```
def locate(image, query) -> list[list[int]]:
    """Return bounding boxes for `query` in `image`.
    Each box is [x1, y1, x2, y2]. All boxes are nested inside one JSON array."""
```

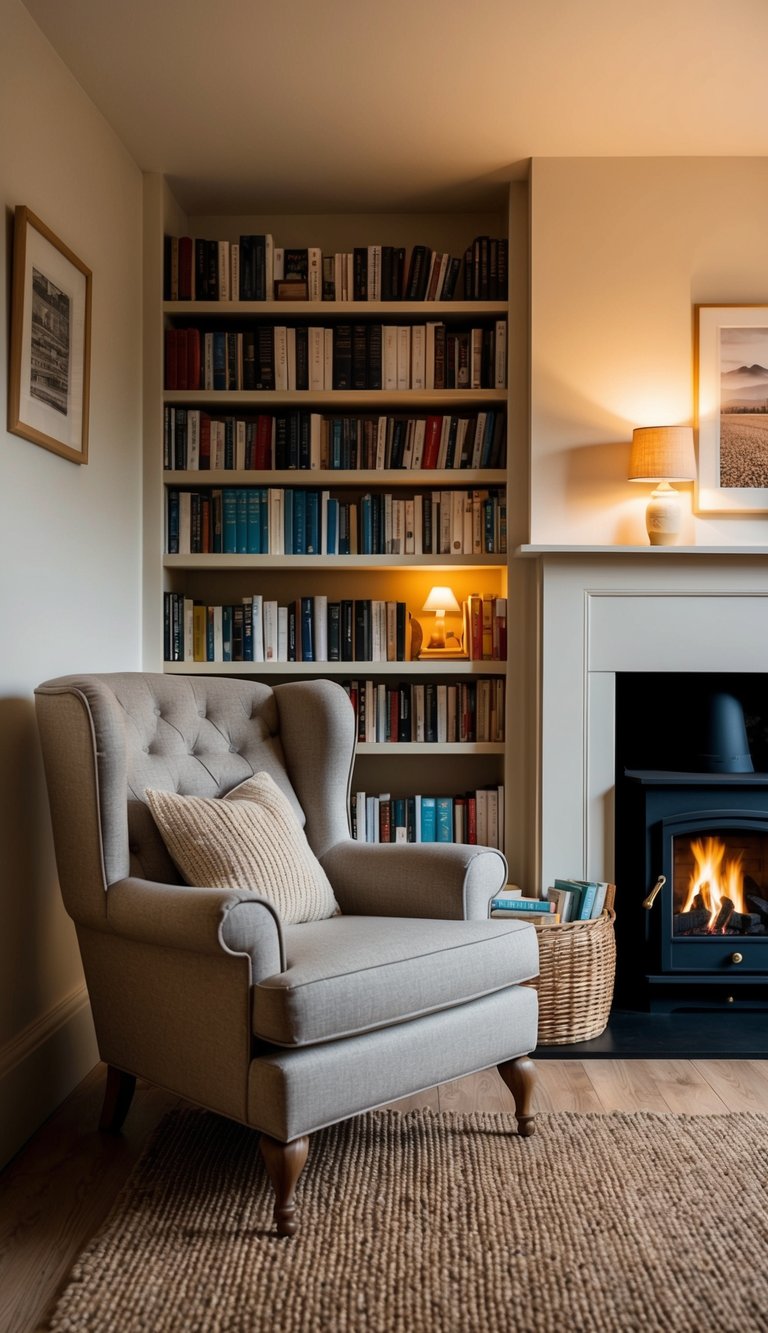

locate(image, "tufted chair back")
[[35, 673, 355, 929]]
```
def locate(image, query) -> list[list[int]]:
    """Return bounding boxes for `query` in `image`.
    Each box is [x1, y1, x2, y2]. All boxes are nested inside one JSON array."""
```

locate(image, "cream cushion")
[[144, 773, 339, 924]]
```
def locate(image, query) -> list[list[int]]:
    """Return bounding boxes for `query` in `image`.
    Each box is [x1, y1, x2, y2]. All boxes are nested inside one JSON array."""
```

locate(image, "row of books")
[[488, 880, 614, 925], [164, 594, 409, 664], [165, 235, 508, 303], [163, 321, 507, 392], [164, 407, 506, 472], [163, 592, 508, 665], [166, 486, 507, 557], [341, 678, 505, 745], [351, 787, 505, 849]]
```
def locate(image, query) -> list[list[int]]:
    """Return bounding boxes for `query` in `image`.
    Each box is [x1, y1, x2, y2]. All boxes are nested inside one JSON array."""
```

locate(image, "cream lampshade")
[[628, 426, 696, 546], [420, 585, 462, 652]]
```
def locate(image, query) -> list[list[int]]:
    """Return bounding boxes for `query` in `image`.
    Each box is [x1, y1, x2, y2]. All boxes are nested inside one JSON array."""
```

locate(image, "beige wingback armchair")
[[35, 672, 539, 1235]]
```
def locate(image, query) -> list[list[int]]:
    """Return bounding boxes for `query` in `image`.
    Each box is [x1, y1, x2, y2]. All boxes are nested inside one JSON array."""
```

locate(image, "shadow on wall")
[[0, 697, 80, 1048]]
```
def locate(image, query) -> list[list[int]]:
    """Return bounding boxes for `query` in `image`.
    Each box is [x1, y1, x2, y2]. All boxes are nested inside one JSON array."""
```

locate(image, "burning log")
[[714, 897, 735, 932], [673, 909, 710, 935], [746, 894, 768, 925], [727, 910, 758, 933]]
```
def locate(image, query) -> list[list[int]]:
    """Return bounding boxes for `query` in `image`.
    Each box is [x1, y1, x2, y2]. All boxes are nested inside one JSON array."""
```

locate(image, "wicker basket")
[[528, 905, 617, 1046]]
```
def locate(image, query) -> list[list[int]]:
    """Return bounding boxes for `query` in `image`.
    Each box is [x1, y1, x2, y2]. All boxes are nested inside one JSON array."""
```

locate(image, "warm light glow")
[[682, 836, 747, 931], [421, 586, 461, 615]]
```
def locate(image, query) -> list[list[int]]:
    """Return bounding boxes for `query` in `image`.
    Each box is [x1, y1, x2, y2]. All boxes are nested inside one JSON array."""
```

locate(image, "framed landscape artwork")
[[695, 304, 768, 513], [8, 206, 91, 464]]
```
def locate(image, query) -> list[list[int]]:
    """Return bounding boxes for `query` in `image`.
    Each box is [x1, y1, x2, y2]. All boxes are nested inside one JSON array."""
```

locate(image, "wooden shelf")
[[163, 659, 507, 676], [163, 388, 507, 408], [164, 469, 506, 486], [164, 553, 506, 570], [164, 299, 508, 318]]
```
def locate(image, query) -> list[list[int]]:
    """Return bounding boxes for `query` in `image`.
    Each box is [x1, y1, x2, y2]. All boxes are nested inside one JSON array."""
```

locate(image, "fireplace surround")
[[522, 546, 768, 1048]]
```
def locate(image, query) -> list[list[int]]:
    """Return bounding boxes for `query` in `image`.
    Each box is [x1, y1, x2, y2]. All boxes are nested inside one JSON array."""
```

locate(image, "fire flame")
[[681, 836, 747, 932]]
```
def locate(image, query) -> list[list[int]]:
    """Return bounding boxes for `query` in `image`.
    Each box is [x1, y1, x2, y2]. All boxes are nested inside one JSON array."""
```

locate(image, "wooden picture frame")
[[695, 303, 768, 513], [8, 206, 92, 464]]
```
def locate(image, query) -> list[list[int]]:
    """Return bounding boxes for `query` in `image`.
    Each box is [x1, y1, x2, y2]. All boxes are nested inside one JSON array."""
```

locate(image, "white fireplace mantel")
[[518, 546, 768, 894]]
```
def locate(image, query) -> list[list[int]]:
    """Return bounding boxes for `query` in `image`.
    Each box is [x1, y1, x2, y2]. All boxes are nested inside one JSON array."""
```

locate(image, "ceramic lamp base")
[[645, 482, 683, 546]]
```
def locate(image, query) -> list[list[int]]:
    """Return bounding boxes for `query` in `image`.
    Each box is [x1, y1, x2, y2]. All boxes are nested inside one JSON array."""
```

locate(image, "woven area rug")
[[49, 1107, 768, 1332]]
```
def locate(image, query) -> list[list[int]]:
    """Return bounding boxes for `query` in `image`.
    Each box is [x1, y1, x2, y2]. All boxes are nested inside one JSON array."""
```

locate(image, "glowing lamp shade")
[[421, 585, 461, 650], [628, 426, 696, 546]]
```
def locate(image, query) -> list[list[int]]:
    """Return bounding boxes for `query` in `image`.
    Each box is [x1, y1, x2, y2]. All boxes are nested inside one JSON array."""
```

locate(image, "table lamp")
[[419, 585, 462, 655], [628, 426, 696, 546]]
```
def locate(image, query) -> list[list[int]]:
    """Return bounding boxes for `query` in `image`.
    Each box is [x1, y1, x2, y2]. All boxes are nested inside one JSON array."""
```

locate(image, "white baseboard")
[[0, 985, 98, 1169]]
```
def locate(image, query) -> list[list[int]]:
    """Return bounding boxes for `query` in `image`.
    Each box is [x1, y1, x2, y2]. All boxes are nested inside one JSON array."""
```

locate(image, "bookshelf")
[[143, 178, 531, 862]]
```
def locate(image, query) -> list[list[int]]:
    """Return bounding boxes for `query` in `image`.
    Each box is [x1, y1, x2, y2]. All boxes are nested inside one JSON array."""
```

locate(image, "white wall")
[[530, 157, 768, 547], [0, 0, 143, 1165]]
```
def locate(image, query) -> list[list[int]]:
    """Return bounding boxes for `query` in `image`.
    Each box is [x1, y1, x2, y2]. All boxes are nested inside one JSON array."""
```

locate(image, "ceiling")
[[21, 0, 768, 215]]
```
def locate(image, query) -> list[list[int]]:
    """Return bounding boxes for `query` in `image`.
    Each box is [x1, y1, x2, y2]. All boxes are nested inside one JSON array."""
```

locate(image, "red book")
[[164, 329, 180, 389], [186, 328, 201, 391], [255, 415, 273, 470], [198, 413, 211, 470], [466, 795, 477, 844], [422, 415, 442, 469]]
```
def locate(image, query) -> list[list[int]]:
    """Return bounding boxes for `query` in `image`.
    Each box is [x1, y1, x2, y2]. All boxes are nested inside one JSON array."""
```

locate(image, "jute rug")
[[48, 1107, 768, 1332]]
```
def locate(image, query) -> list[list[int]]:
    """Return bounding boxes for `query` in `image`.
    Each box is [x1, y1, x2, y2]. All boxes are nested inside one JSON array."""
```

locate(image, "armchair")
[[35, 673, 539, 1235]]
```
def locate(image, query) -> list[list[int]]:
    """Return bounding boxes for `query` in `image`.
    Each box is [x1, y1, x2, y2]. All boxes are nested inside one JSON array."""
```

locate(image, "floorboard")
[[1, 1058, 766, 1332]]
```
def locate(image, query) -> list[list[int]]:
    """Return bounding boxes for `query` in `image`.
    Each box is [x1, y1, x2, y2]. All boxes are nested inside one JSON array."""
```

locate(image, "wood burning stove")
[[616, 677, 768, 1007], [616, 771, 768, 1010]]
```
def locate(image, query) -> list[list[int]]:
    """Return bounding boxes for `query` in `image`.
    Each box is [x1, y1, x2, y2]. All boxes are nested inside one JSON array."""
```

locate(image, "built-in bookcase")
[[143, 179, 530, 858]]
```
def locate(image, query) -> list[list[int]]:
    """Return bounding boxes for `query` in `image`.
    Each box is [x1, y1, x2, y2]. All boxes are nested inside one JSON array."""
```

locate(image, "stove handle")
[[642, 874, 666, 910]]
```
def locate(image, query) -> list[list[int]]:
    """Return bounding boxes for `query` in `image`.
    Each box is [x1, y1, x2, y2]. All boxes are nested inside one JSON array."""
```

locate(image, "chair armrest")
[[319, 841, 507, 921], [105, 877, 285, 977]]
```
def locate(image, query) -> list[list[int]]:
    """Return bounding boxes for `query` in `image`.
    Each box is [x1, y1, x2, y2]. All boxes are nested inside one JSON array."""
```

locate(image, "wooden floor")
[[2, 1058, 767, 1333]]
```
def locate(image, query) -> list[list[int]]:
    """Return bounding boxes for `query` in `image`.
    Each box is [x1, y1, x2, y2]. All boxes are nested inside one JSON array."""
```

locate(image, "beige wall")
[[530, 157, 768, 547], [0, 0, 143, 1164]]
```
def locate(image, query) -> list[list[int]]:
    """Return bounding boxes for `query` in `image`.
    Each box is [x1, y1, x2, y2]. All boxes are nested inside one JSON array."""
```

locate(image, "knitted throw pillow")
[[144, 772, 339, 924]]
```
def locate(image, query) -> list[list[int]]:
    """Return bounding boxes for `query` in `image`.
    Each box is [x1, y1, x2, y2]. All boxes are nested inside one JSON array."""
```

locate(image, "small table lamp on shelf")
[[418, 585, 464, 658], [628, 425, 697, 546]]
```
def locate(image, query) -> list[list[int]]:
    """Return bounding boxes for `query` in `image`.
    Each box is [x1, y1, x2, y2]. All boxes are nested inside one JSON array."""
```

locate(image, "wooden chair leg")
[[498, 1055, 537, 1137], [259, 1134, 310, 1237], [98, 1065, 137, 1132]]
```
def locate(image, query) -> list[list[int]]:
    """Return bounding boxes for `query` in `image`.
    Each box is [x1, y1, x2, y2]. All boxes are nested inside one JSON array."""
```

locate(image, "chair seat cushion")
[[252, 914, 538, 1047]]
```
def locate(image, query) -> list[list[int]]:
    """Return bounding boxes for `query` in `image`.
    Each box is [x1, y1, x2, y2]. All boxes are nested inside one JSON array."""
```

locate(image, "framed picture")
[[8, 206, 92, 464], [695, 304, 768, 513]]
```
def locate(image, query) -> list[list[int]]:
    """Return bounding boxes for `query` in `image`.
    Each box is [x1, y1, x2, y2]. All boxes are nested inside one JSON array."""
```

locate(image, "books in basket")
[[489, 888, 558, 923], [547, 878, 613, 923]]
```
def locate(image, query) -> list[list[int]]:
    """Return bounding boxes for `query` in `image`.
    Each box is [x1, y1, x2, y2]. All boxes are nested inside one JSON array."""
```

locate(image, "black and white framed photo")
[[695, 303, 768, 513], [8, 206, 92, 464]]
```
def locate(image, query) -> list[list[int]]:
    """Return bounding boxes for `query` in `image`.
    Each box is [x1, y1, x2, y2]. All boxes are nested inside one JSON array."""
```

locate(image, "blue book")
[[235, 489, 248, 554], [246, 489, 261, 554], [305, 490, 320, 554], [361, 494, 373, 554], [293, 490, 307, 554], [301, 596, 314, 662], [167, 489, 180, 554], [420, 796, 437, 843], [490, 897, 551, 913], [222, 489, 238, 554], [577, 882, 599, 920], [436, 797, 454, 843], [212, 332, 227, 390], [326, 497, 339, 555], [260, 488, 269, 553]]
